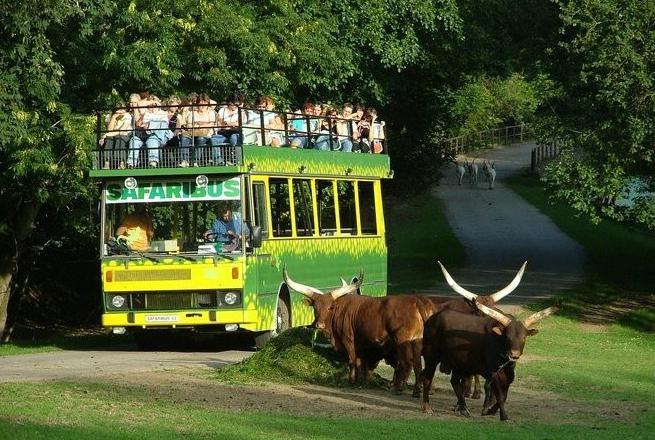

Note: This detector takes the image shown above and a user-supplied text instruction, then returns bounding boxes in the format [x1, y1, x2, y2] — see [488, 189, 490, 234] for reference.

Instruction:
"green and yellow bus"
[90, 104, 392, 347]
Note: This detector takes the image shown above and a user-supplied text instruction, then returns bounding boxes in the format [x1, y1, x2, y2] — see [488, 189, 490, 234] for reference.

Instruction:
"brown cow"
[421, 299, 559, 421]
[283, 262, 526, 395]
[283, 266, 435, 392]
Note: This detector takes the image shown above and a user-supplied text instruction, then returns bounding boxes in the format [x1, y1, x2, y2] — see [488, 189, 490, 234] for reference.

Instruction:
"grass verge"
[386, 192, 465, 292]
[0, 330, 131, 357]
[507, 172, 655, 291]
[217, 327, 388, 388]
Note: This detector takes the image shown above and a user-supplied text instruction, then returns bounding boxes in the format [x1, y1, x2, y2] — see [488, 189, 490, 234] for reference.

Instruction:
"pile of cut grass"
[217, 327, 389, 389]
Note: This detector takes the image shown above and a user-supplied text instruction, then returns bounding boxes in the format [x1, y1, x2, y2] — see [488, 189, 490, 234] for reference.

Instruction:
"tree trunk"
[0, 200, 40, 338]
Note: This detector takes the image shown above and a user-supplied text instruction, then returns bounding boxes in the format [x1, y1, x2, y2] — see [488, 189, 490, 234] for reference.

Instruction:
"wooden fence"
[441, 124, 533, 157]
[531, 140, 560, 173]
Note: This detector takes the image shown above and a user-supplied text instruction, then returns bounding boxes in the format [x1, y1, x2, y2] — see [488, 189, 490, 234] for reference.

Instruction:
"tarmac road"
[428, 142, 587, 304]
[0, 347, 254, 383]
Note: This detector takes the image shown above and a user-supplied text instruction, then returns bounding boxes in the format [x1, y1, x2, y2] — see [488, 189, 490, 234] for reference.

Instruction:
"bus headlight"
[223, 291, 239, 305]
[111, 295, 126, 308]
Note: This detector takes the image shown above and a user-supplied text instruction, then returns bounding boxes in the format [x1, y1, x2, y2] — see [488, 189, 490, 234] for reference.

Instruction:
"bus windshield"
[102, 177, 245, 257]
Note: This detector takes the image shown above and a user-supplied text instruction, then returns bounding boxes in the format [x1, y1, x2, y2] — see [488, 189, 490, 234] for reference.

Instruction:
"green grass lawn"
[0, 331, 132, 357]
[386, 192, 465, 292]
[0, 313, 653, 439]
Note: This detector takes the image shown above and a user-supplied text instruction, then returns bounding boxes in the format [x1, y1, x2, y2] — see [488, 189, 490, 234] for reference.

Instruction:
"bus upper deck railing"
[93, 103, 387, 170]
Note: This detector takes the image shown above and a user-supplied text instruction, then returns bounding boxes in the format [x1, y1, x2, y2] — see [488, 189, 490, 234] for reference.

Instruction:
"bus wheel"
[254, 296, 290, 349]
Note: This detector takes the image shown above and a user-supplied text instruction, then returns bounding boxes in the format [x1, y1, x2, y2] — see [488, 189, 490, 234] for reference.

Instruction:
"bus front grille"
[114, 269, 192, 282]
[131, 292, 218, 310]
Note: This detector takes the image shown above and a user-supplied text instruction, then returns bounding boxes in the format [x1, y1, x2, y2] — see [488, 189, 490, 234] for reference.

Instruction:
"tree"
[538, 0, 655, 227]
[0, 1, 98, 337]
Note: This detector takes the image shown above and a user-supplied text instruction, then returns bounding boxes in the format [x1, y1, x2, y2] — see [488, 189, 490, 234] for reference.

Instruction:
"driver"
[204, 204, 243, 246]
[116, 204, 154, 252]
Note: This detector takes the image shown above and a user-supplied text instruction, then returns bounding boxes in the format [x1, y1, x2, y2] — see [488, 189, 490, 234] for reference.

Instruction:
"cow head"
[283, 265, 363, 331]
[474, 300, 559, 361]
[437, 261, 527, 306]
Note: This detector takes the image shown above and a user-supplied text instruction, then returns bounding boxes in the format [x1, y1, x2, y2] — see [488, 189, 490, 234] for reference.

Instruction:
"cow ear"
[492, 326, 503, 336]
[303, 298, 313, 306]
[527, 328, 539, 337]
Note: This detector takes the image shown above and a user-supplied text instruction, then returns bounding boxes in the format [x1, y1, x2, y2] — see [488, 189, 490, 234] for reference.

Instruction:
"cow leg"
[462, 376, 472, 398]
[344, 342, 358, 384]
[451, 374, 470, 417]
[491, 374, 509, 421]
[420, 352, 438, 414]
[392, 342, 412, 394]
[411, 340, 423, 398]
[481, 378, 497, 416]
[472, 375, 482, 399]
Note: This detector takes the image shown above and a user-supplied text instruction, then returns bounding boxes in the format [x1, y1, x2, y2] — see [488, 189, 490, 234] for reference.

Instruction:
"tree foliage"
[539, 0, 655, 228]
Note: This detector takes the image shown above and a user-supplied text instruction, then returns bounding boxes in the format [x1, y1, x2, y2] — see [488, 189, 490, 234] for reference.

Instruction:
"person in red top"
[116, 205, 154, 252]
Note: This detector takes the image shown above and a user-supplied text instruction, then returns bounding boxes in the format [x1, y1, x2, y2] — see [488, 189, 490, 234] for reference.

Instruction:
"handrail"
[440, 124, 533, 158]
[93, 103, 388, 170]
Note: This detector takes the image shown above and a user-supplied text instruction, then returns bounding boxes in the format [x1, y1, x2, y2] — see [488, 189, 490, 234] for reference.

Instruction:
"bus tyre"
[254, 296, 290, 349]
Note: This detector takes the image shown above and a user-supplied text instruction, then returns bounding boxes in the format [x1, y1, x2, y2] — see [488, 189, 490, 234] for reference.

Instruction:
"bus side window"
[358, 181, 377, 235]
[252, 182, 269, 239]
[316, 180, 336, 236]
[293, 179, 315, 236]
[269, 178, 292, 237]
[337, 180, 356, 235]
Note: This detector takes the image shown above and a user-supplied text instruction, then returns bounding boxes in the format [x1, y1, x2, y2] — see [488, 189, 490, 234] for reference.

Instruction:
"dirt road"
[430, 142, 586, 303]
[0, 347, 253, 383]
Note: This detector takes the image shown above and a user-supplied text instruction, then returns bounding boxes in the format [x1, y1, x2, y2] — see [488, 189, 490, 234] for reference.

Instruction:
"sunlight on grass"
[386, 192, 465, 292]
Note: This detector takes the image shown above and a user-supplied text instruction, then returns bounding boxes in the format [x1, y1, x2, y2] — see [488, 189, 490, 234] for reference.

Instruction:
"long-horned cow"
[421, 288, 559, 420]
[283, 267, 437, 394]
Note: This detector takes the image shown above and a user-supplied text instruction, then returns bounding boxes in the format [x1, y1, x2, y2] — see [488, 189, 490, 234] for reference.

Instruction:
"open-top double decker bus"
[90, 104, 392, 347]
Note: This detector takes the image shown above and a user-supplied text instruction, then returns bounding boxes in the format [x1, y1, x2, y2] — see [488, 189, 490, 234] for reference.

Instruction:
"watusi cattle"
[420, 299, 560, 421]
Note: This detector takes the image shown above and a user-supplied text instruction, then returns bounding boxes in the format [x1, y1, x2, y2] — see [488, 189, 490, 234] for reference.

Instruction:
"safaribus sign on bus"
[90, 105, 392, 348]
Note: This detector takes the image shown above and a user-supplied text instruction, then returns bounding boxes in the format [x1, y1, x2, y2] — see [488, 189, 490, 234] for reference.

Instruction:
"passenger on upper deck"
[336, 103, 356, 152]
[99, 101, 132, 169]
[289, 101, 315, 149]
[216, 91, 246, 147]
[315, 107, 340, 151]
[254, 96, 284, 147]
[179, 94, 221, 167]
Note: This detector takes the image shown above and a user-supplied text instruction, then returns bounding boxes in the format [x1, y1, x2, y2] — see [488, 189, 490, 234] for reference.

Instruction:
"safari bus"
[90, 101, 392, 347]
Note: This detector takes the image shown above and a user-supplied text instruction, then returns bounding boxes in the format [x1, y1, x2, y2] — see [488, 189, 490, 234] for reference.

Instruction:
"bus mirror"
[251, 226, 262, 248]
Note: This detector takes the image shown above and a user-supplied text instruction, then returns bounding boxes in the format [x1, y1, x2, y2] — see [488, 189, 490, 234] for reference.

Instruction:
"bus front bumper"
[102, 309, 258, 331]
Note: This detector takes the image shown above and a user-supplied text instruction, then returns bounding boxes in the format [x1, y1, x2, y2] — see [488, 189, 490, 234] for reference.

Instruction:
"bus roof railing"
[93, 104, 387, 171]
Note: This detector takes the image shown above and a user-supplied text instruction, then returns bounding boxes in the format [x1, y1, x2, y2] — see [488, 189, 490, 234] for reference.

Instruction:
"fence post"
[531, 148, 536, 172]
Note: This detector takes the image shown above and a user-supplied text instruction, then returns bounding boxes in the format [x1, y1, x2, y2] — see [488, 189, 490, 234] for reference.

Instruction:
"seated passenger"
[289, 101, 314, 149]
[314, 107, 339, 151]
[335, 103, 356, 152]
[253, 96, 284, 147]
[116, 205, 154, 252]
[140, 99, 173, 167]
[99, 103, 132, 169]
[216, 91, 246, 146]
[354, 107, 382, 153]
[180, 94, 221, 166]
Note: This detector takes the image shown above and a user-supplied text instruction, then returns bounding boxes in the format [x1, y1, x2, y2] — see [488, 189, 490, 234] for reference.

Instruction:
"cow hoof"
[392, 387, 403, 395]
[412, 390, 421, 398]
[471, 391, 481, 400]
[421, 404, 433, 414]
[458, 408, 471, 418]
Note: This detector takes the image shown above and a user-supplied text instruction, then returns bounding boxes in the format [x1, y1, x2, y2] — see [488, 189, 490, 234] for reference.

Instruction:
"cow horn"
[522, 304, 560, 328]
[331, 270, 364, 299]
[340, 278, 348, 287]
[283, 265, 323, 298]
[474, 300, 512, 327]
[437, 261, 477, 301]
[488, 261, 528, 303]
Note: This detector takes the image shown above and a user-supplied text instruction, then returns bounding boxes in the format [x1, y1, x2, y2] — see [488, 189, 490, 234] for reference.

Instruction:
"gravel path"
[429, 142, 587, 304]
[0, 348, 253, 383]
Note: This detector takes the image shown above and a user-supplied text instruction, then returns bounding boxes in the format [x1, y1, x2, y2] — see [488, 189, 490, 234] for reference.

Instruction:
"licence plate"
[145, 314, 179, 323]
